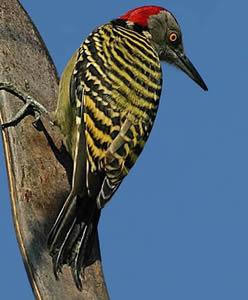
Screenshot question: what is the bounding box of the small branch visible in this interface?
[0,0,109,299]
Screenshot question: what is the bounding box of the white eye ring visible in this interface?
[169,32,178,43]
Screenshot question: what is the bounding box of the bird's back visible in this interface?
[55,21,163,206]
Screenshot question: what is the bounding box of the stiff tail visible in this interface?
[47,194,100,290]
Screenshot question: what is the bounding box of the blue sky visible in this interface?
[1,0,248,299]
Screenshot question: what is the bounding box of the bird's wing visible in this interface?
[71,23,162,207]
[75,90,131,207]
[48,22,162,286]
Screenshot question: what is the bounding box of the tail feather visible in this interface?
[47,194,100,289]
[53,217,77,278]
[48,193,77,251]
[71,209,101,290]
[71,224,92,290]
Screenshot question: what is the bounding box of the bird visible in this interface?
[0,5,208,290]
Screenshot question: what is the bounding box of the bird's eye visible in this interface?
[168,32,178,43]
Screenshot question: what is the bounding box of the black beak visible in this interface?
[174,51,208,91]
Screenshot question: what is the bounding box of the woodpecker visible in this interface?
[0,5,207,290]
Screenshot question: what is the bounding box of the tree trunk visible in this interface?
[0,1,109,299]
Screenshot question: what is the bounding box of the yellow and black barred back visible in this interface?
[70,20,162,208]
[49,20,162,286]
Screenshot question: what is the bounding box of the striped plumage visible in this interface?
[49,21,162,287]
[76,21,162,207]
[47,6,207,290]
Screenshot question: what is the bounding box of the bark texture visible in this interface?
[0,1,109,299]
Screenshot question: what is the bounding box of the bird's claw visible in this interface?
[0,81,49,130]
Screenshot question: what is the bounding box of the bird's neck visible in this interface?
[111,19,147,35]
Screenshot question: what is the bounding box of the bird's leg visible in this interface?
[0,82,51,129]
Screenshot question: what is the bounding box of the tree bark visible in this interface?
[0,1,109,299]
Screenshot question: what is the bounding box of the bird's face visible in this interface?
[120,6,208,91]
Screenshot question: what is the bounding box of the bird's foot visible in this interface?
[0,81,51,130]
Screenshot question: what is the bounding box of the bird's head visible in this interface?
[119,5,208,91]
